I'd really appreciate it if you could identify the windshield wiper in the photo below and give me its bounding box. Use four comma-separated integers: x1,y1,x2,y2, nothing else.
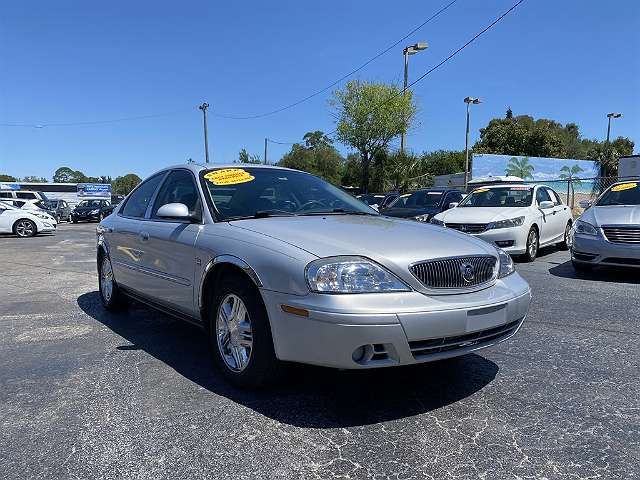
299,208,378,216
253,209,297,218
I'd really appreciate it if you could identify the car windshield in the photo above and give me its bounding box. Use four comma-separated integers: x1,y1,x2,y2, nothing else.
44,200,58,208
78,200,102,207
357,194,385,206
202,167,376,220
400,191,443,208
387,194,411,208
597,182,640,206
459,186,533,207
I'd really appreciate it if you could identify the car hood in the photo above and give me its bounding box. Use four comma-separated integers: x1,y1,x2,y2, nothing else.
436,206,530,223
581,205,640,226
229,214,498,272
381,207,439,218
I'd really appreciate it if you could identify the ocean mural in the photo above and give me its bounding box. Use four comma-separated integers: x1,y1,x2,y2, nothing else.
472,154,600,193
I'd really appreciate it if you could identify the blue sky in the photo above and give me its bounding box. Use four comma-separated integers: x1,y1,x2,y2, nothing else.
1,0,638,180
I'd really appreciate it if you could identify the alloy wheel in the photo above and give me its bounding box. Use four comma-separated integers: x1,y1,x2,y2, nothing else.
15,220,35,237
216,294,253,372
527,229,538,259
101,257,114,302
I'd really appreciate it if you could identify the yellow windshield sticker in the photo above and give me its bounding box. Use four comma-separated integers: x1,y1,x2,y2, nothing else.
204,168,255,186
611,182,637,192
473,188,489,193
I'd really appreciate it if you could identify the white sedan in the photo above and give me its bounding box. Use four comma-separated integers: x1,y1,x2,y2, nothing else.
431,184,573,261
0,201,57,237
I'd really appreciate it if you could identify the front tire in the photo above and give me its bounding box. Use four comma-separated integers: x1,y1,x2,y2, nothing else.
558,221,572,250
522,226,539,262
207,274,282,388
13,219,37,237
98,255,127,310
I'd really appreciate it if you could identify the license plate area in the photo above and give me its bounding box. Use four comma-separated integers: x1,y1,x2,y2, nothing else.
466,303,507,332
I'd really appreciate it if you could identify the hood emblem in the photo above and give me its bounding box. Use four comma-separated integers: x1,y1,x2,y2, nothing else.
460,263,475,283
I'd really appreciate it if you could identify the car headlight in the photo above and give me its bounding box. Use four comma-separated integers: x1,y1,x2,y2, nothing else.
487,216,525,230
429,217,444,226
574,220,598,236
496,248,515,278
33,212,52,220
306,256,411,294
413,214,430,222
89,209,99,214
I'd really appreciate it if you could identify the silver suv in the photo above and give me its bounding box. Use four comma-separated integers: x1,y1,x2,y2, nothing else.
97,164,531,388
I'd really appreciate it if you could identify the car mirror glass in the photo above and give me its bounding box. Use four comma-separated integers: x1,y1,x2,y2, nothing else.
539,200,554,210
578,199,592,209
448,202,458,209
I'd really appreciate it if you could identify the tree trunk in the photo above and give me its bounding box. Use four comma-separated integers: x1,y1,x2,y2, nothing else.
360,151,370,193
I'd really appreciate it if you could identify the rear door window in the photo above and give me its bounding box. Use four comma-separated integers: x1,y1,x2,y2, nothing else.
120,173,165,218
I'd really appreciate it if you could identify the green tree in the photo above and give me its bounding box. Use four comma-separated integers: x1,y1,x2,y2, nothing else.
505,156,535,179
587,137,635,177
278,131,344,185
52,166,90,183
236,148,262,164
0,174,17,182
420,150,465,177
112,174,141,195
331,80,417,192
383,151,421,191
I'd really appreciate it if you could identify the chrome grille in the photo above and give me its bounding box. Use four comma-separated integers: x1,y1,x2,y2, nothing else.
602,226,640,244
409,318,522,359
410,255,497,289
445,223,488,234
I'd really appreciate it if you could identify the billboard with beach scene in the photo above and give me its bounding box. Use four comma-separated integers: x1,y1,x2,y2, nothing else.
471,153,599,194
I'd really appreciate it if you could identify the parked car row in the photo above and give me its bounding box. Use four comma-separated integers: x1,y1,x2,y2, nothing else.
0,200,57,237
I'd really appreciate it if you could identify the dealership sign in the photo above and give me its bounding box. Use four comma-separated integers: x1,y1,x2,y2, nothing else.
0,183,21,190
77,183,111,198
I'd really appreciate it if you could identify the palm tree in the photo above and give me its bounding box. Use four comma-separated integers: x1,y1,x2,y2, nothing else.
559,164,584,208
505,156,535,179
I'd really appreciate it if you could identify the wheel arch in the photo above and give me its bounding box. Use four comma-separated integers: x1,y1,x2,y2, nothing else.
199,256,263,321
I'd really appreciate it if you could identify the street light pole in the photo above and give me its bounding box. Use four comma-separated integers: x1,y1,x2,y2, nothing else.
606,112,622,143
264,138,268,165
400,42,427,155
198,102,210,163
463,97,481,190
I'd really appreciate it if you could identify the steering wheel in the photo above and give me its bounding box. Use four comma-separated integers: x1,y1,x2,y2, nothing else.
298,200,326,211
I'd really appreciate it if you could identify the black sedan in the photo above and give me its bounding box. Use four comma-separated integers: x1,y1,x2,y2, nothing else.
71,199,113,223
380,188,464,222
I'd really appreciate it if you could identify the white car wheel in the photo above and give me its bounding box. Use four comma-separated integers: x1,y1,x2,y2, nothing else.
14,219,36,237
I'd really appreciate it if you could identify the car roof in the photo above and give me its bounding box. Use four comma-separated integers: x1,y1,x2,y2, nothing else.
472,184,537,189
161,163,299,175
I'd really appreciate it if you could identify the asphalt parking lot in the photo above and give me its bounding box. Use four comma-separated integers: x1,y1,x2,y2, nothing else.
1,223,639,479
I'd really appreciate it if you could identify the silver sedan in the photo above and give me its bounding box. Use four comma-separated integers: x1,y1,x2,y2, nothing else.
96,164,531,388
572,180,640,270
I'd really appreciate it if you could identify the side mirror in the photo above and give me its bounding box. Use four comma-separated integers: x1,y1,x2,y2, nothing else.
156,203,192,220
370,204,379,212
578,200,592,209
448,202,459,210
539,200,554,210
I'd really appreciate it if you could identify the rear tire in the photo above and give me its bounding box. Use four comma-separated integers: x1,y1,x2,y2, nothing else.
207,274,282,389
98,255,127,311
558,221,572,250
522,226,539,262
13,219,37,237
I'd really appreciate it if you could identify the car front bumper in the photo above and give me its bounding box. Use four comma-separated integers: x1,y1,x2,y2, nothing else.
572,233,640,267
261,273,531,369
72,212,100,221
467,227,529,255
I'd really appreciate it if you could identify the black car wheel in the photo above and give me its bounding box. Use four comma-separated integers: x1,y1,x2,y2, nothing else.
522,227,539,262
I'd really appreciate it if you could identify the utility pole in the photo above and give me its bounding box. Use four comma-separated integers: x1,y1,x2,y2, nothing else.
264,138,268,165
463,97,481,191
198,102,210,163
400,42,428,155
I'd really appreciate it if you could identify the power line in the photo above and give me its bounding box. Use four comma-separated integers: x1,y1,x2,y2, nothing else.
266,138,297,145
327,0,527,137
212,0,459,120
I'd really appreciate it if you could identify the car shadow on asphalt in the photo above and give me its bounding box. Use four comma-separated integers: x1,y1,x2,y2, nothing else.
77,291,499,428
549,260,640,284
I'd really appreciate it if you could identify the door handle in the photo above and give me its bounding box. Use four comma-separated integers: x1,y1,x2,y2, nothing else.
139,231,149,241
